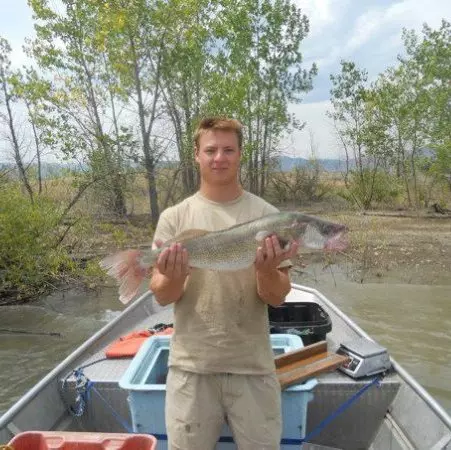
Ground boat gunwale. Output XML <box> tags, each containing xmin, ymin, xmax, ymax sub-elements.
<box><xmin>0</xmin><ymin>291</ymin><xmax>153</xmax><ymax>428</ymax></box>
<box><xmin>291</xmin><ymin>282</ymin><xmax>451</xmax><ymax>430</ymax></box>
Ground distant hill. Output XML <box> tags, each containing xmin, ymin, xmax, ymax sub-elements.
<box><xmin>0</xmin><ymin>161</ymin><xmax>85</xmax><ymax>177</ymax></box>
<box><xmin>1</xmin><ymin>156</ymin><xmax>352</xmax><ymax>177</ymax></box>
<box><xmin>277</xmin><ymin>156</ymin><xmax>350</xmax><ymax>172</ymax></box>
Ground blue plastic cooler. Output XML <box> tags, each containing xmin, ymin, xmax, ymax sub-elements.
<box><xmin>119</xmin><ymin>334</ymin><xmax>317</xmax><ymax>449</ymax></box>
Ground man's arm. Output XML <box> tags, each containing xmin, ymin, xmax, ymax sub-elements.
<box><xmin>256</xmin><ymin>266</ymin><xmax>292</xmax><ymax>307</ymax></box>
<box><xmin>255</xmin><ymin>235</ymin><xmax>299</xmax><ymax>307</ymax></box>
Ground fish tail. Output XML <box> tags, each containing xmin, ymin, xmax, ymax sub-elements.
<box><xmin>99</xmin><ymin>249</ymin><xmax>154</xmax><ymax>304</ymax></box>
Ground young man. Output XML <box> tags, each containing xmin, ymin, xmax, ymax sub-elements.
<box><xmin>149</xmin><ymin>116</ymin><xmax>299</xmax><ymax>450</ymax></box>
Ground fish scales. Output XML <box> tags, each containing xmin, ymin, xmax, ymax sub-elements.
<box><xmin>181</xmin><ymin>225</ymin><xmax>263</xmax><ymax>271</ymax></box>
<box><xmin>152</xmin><ymin>214</ymin><xmax>292</xmax><ymax>271</ymax></box>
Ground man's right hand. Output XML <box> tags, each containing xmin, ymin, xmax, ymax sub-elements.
<box><xmin>155</xmin><ymin>243</ymin><xmax>190</xmax><ymax>280</ymax></box>
<box><xmin>149</xmin><ymin>241</ymin><xmax>190</xmax><ymax>306</ymax></box>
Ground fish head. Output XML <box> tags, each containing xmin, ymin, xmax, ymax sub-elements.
<box><xmin>285</xmin><ymin>212</ymin><xmax>349</xmax><ymax>252</ymax></box>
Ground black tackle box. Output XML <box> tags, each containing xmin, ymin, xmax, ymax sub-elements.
<box><xmin>268</xmin><ymin>301</ymin><xmax>332</xmax><ymax>346</ymax></box>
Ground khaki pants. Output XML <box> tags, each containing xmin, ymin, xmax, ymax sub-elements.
<box><xmin>165</xmin><ymin>366</ymin><xmax>282</xmax><ymax>450</ymax></box>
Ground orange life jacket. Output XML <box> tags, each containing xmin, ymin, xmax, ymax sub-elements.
<box><xmin>105</xmin><ymin>327</ymin><xmax>173</xmax><ymax>358</ymax></box>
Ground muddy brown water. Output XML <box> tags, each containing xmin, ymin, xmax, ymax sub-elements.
<box><xmin>0</xmin><ymin>271</ymin><xmax>450</xmax><ymax>419</ymax></box>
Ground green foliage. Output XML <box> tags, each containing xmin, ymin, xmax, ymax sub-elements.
<box><xmin>328</xmin><ymin>61</ymin><xmax>391</xmax><ymax>210</ymax></box>
<box><xmin>27</xmin><ymin>0</ymin><xmax>134</xmax><ymax>217</ymax></box>
<box><xmin>408</xmin><ymin>20</ymin><xmax>451</xmax><ymax>188</ymax></box>
<box><xmin>329</xmin><ymin>20</ymin><xmax>451</xmax><ymax>209</ymax></box>
<box><xmin>20</xmin><ymin>0</ymin><xmax>318</xmax><ymax>214</ymax></box>
<box><xmin>337</xmin><ymin>170</ymin><xmax>403</xmax><ymax>209</ymax></box>
<box><xmin>269</xmin><ymin>162</ymin><xmax>332</xmax><ymax>205</ymax></box>
<box><xmin>0</xmin><ymin>184</ymin><xmax>76</xmax><ymax>301</ymax></box>
<box><xmin>216</xmin><ymin>0</ymin><xmax>317</xmax><ymax>195</ymax></box>
<box><xmin>83</xmin><ymin>258</ymin><xmax>106</xmax><ymax>279</ymax></box>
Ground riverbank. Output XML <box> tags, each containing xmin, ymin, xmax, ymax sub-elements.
<box><xmin>1</xmin><ymin>207</ymin><xmax>450</xmax><ymax>307</ymax></box>
<box><xmin>77</xmin><ymin>208</ymin><xmax>451</xmax><ymax>290</ymax></box>
<box><xmin>299</xmin><ymin>209</ymin><xmax>451</xmax><ymax>286</ymax></box>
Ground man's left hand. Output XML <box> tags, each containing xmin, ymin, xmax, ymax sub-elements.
<box><xmin>255</xmin><ymin>235</ymin><xmax>299</xmax><ymax>274</ymax></box>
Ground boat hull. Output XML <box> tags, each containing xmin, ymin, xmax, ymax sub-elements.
<box><xmin>1</xmin><ymin>285</ymin><xmax>450</xmax><ymax>449</ymax></box>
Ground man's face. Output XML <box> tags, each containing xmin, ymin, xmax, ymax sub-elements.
<box><xmin>195</xmin><ymin>129</ymin><xmax>241</xmax><ymax>186</ymax></box>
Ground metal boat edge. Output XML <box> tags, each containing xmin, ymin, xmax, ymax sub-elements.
<box><xmin>0</xmin><ymin>290</ymin><xmax>153</xmax><ymax>429</ymax></box>
<box><xmin>290</xmin><ymin>282</ymin><xmax>451</xmax><ymax>430</ymax></box>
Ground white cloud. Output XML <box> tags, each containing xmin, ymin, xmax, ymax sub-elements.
<box><xmin>345</xmin><ymin>9</ymin><xmax>385</xmax><ymax>53</ymax></box>
<box><xmin>385</xmin><ymin>0</ymin><xmax>450</xmax><ymax>26</ymax></box>
<box><xmin>282</xmin><ymin>101</ymin><xmax>344</xmax><ymax>160</ymax></box>
<box><xmin>7</xmin><ymin>40</ymin><xmax>33</xmax><ymax>70</ymax></box>
<box><xmin>307</xmin><ymin>0</ymin><xmax>451</xmax><ymax>71</ymax></box>
<box><xmin>306</xmin><ymin>47</ymin><xmax>340</xmax><ymax>71</ymax></box>
<box><xmin>296</xmin><ymin>0</ymin><xmax>334</xmax><ymax>34</ymax></box>
<box><xmin>343</xmin><ymin>0</ymin><xmax>451</xmax><ymax>56</ymax></box>
<box><xmin>1</xmin><ymin>1</ymin><xmax>35</xmax><ymax>69</ymax></box>
<box><xmin>296</xmin><ymin>0</ymin><xmax>351</xmax><ymax>37</ymax></box>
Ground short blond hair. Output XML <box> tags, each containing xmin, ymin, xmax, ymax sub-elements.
<box><xmin>193</xmin><ymin>116</ymin><xmax>243</xmax><ymax>150</ymax></box>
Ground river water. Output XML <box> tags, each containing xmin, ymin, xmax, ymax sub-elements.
<box><xmin>1</xmin><ymin>272</ymin><xmax>450</xmax><ymax>418</ymax></box>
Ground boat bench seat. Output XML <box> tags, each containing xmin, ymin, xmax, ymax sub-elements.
<box><xmin>305</xmin><ymin>369</ymin><xmax>401</xmax><ymax>449</ymax></box>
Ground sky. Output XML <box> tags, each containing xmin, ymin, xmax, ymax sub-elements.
<box><xmin>0</xmin><ymin>0</ymin><xmax>450</xmax><ymax>161</ymax></box>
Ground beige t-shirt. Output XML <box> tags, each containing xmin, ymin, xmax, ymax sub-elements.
<box><xmin>152</xmin><ymin>190</ymin><xmax>290</xmax><ymax>375</ymax></box>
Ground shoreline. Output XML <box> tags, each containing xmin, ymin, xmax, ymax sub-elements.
<box><xmin>1</xmin><ymin>208</ymin><xmax>450</xmax><ymax>305</ymax></box>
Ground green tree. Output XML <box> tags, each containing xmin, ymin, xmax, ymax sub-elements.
<box><xmin>151</xmin><ymin>0</ymin><xmax>317</xmax><ymax>198</ymax></box>
<box><xmin>9</xmin><ymin>67</ymin><xmax>52</xmax><ymax>195</ymax></box>
<box><xmin>401</xmin><ymin>20</ymin><xmax>451</xmax><ymax>192</ymax></box>
<box><xmin>0</xmin><ymin>37</ymin><xmax>34</xmax><ymax>202</ymax></box>
<box><xmin>212</xmin><ymin>0</ymin><xmax>317</xmax><ymax>196</ymax></box>
<box><xmin>328</xmin><ymin>61</ymin><xmax>388</xmax><ymax>209</ymax></box>
<box><xmin>0</xmin><ymin>184</ymin><xmax>76</xmax><ymax>303</ymax></box>
<box><xmin>156</xmin><ymin>0</ymin><xmax>222</xmax><ymax>195</ymax></box>
<box><xmin>28</xmin><ymin>0</ymin><xmax>130</xmax><ymax>216</ymax></box>
<box><xmin>95</xmin><ymin>0</ymin><xmax>168</xmax><ymax>227</ymax></box>
<box><xmin>368</xmin><ymin>69</ymin><xmax>417</xmax><ymax>206</ymax></box>
<box><xmin>365</xmin><ymin>20</ymin><xmax>450</xmax><ymax>207</ymax></box>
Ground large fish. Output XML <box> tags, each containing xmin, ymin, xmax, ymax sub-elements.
<box><xmin>100</xmin><ymin>211</ymin><xmax>348</xmax><ymax>304</ymax></box>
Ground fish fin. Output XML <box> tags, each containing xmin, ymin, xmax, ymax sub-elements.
<box><xmin>167</xmin><ymin>228</ymin><xmax>210</xmax><ymax>244</ymax></box>
<box><xmin>255</xmin><ymin>231</ymin><xmax>289</xmax><ymax>249</ymax></box>
<box><xmin>99</xmin><ymin>249</ymin><xmax>150</xmax><ymax>305</ymax></box>
<box><xmin>255</xmin><ymin>230</ymin><xmax>272</xmax><ymax>242</ymax></box>
<box><xmin>303</xmin><ymin>224</ymin><xmax>325</xmax><ymax>250</ymax></box>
